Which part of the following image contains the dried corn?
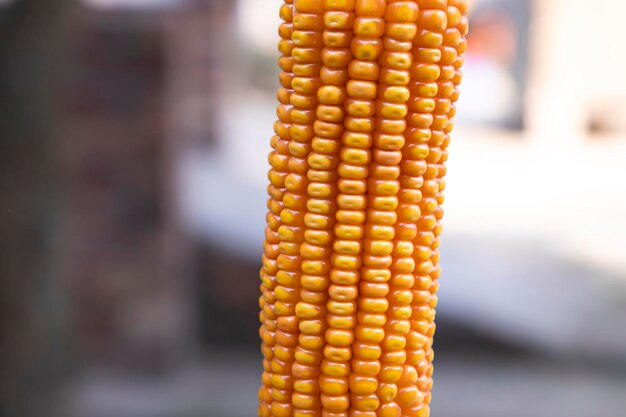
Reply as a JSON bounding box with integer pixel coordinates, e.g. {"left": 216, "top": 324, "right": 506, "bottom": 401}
{"left": 259, "top": 1, "right": 468, "bottom": 416}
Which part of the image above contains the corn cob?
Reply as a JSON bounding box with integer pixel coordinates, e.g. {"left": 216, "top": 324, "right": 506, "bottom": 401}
{"left": 260, "top": 1, "right": 468, "bottom": 416}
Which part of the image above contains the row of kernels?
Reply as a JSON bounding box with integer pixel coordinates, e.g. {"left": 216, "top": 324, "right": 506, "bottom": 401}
{"left": 396, "top": 1, "right": 448, "bottom": 414}
{"left": 426, "top": 1, "right": 468, "bottom": 397}
{"left": 345, "top": 2, "right": 389, "bottom": 416}
{"left": 374, "top": 3, "right": 421, "bottom": 416}
{"left": 289, "top": 2, "right": 348, "bottom": 416}
{"left": 275, "top": 4, "right": 327, "bottom": 417}
{"left": 408, "top": 2, "right": 469, "bottom": 414}
{"left": 259, "top": 2, "right": 296, "bottom": 416}
{"left": 316, "top": 1, "right": 358, "bottom": 415}
{"left": 286, "top": 2, "right": 328, "bottom": 417}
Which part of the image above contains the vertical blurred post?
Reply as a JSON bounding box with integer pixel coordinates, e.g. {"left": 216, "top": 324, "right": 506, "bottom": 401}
{"left": 0, "top": 0, "right": 75, "bottom": 415}
{"left": 163, "top": 0, "right": 237, "bottom": 345}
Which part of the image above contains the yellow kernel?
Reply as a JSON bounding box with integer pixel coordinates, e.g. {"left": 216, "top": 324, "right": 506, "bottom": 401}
{"left": 315, "top": 120, "right": 344, "bottom": 137}
{"left": 307, "top": 198, "right": 331, "bottom": 215}
{"left": 307, "top": 169, "right": 337, "bottom": 183}
{"left": 325, "top": 329, "right": 355, "bottom": 346}
{"left": 369, "top": 179, "right": 399, "bottom": 195}
{"left": 301, "top": 241, "right": 331, "bottom": 258}
{"left": 308, "top": 153, "right": 336, "bottom": 170}
{"left": 359, "top": 282, "right": 389, "bottom": 297}
{"left": 351, "top": 360, "right": 380, "bottom": 378}
{"left": 323, "top": 30, "right": 354, "bottom": 48}
{"left": 383, "top": 334, "right": 407, "bottom": 350}
{"left": 275, "top": 285, "right": 299, "bottom": 302}
{"left": 415, "top": 29, "right": 443, "bottom": 47}
{"left": 346, "top": 98, "right": 375, "bottom": 117}
{"left": 293, "top": 379, "right": 319, "bottom": 395}
{"left": 379, "top": 364, "right": 404, "bottom": 382}
{"left": 363, "top": 239, "right": 394, "bottom": 255}
{"left": 377, "top": 386, "right": 399, "bottom": 404}
{"left": 327, "top": 313, "right": 356, "bottom": 329}
{"left": 374, "top": 133, "right": 405, "bottom": 151}
{"left": 293, "top": 62, "right": 322, "bottom": 77}
{"left": 279, "top": 4, "right": 293, "bottom": 22}
{"left": 381, "top": 86, "right": 410, "bottom": 103}
{"left": 376, "top": 102, "right": 408, "bottom": 119}
{"left": 324, "top": 0, "right": 355, "bottom": 10}
{"left": 353, "top": 342, "right": 382, "bottom": 360}
{"left": 304, "top": 213, "right": 332, "bottom": 229}
{"left": 321, "top": 66, "right": 349, "bottom": 85}
{"left": 320, "top": 394, "right": 350, "bottom": 413}
{"left": 290, "top": 92, "right": 317, "bottom": 109}
{"left": 369, "top": 196, "right": 398, "bottom": 211}
{"left": 355, "top": 0, "right": 386, "bottom": 17}
{"left": 348, "top": 60, "right": 380, "bottom": 81}
{"left": 347, "top": 80, "right": 378, "bottom": 99}
{"left": 317, "top": 105, "right": 344, "bottom": 122}
{"left": 419, "top": 9, "right": 448, "bottom": 32}
{"left": 396, "top": 386, "right": 419, "bottom": 408}
{"left": 330, "top": 269, "right": 359, "bottom": 285}
{"left": 337, "top": 194, "right": 366, "bottom": 209}
{"left": 322, "top": 48, "right": 353, "bottom": 68}
{"left": 384, "top": 1, "right": 419, "bottom": 22}
{"left": 338, "top": 178, "right": 366, "bottom": 194}
{"left": 419, "top": 0, "right": 447, "bottom": 9}
{"left": 333, "top": 239, "right": 361, "bottom": 255}
{"left": 380, "top": 51, "right": 413, "bottom": 69}
{"left": 296, "top": 302, "right": 324, "bottom": 319}
{"left": 351, "top": 393, "right": 380, "bottom": 411}
{"left": 324, "top": 11, "right": 355, "bottom": 29}
{"left": 290, "top": 108, "right": 313, "bottom": 124}
{"left": 349, "top": 374, "right": 378, "bottom": 395}
{"left": 345, "top": 116, "right": 374, "bottom": 132}
{"left": 334, "top": 224, "right": 364, "bottom": 240}
{"left": 413, "top": 63, "right": 441, "bottom": 82}
{"left": 295, "top": 347, "right": 322, "bottom": 365}
{"left": 299, "top": 319, "right": 325, "bottom": 334}
{"left": 340, "top": 147, "right": 370, "bottom": 165}
{"left": 385, "top": 22, "right": 417, "bottom": 40}
{"left": 443, "top": 27, "right": 461, "bottom": 47}
{"left": 292, "top": 47, "right": 322, "bottom": 63}
{"left": 363, "top": 254, "right": 393, "bottom": 269}
{"left": 336, "top": 209, "right": 366, "bottom": 225}
{"left": 351, "top": 37, "right": 383, "bottom": 60}
{"left": 354, "top": 17, "right": 385, "bottom": 37}
{"left": 317, "top": 85, "right": 346, "bottom": 104}
{"left": 301, "top": 274, "right": 330, "bottom": 291}
{"left": 295, "top": 0, "right": 323, "bottom": 13}
{"left": 331, "top": 252, "right": 361, "bottom": 269}
{"left": 327, "top": 300, "right": 357, "bottom": 314}
{"left": 354, "top": 325, "right": 385, "bottom": 343}
{"left": 292, "top": 30, "right": 323, "bottom": 47}
{"left": 318, "top": 360, "right": 348, "bottom": 380}
{"left": 358, "top": 297, "right": 389, "bottom": 313}
{"left": 416, "top": 47, "right": 442, "bottom": 63}
{"left": 320, "top": 375, "right": 349, "bottom": 395}
{"left": 324, "top": 345, "right": 352, "bottom": 362}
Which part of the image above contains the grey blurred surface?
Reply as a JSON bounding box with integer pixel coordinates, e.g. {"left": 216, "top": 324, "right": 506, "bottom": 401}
{"left": 64, "top": 350, "right": 626, "bottom": 417}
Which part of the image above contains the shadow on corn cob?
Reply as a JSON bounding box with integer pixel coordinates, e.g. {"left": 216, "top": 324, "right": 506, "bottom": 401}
{"left": 259, "top": 1, "right": 468, "bottom": 416}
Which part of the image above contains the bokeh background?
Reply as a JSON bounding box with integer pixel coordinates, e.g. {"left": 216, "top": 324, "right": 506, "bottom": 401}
{"left": 1, "top": 0, "right": 626, "bottom": 416}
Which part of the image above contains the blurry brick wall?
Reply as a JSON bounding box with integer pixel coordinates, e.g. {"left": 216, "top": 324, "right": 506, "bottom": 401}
{"left": 57, "top": 0, "right": 238, "bottom": 367}
{"left": 61, "top": 8, "right": 181, "bottom": 368}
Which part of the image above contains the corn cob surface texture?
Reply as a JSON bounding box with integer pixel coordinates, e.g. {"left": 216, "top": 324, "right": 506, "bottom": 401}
{"left": 259, "top": 1, "right": 468, "bottom": 416}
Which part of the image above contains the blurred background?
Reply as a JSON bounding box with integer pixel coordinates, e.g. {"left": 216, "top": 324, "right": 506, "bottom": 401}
{"left": 1, "top": 0, "right": 626, "bottom": 416}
